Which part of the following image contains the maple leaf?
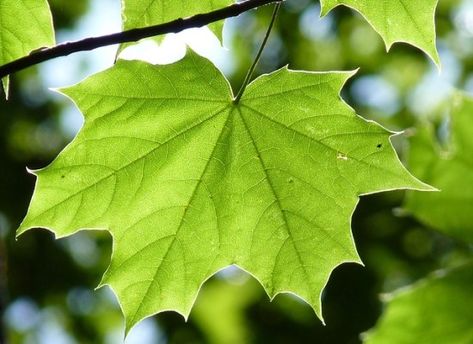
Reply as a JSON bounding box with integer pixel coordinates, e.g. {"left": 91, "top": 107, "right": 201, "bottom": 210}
{"left": 404, "top": 94, "right": 473, "bottom": 244}
{"left": 320, "top": 0, "right": 440, "bottom": 65}
{"left": 0, "top": 0, "right": 55, "bottom": 96}
{"left": 119, "top": 0, "right": 233, "bottom": 53}
{"left": 364, "top": 262, "right": 473, "bottom": 343}
{"left": 18, "top": 53, "right": 431, "bottom": 332}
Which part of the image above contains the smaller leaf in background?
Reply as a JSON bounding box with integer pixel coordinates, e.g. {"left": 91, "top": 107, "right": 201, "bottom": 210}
{"left": 0, "top": 0, "right": 55, "bottom": 97}
{"left": 320, "top": 0, "right": 440, "bottom": 66}
{"left": 404, "top": 93, "right": 473, "bottom": 244}
{"left": 119, "top": 0, "right": 233, "bottom": 53}
{"left": 363, "top": 261, "right": 473, "bottom": 344}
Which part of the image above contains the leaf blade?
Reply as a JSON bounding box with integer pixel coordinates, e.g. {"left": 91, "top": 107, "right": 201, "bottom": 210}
{"left": 18, "top": 54, "right": 431, "bottom": 332}
{"left": 0, "top": 0, "right": 55, "bottom": 96}
{"left": 120, "top": 0, "right": 233, "bottom": 53}
{"left": 320, "top": 0, "right": 440, "bottom": 65}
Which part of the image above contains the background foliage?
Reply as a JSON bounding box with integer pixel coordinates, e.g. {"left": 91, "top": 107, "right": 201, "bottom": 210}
{"left": 0, "top": 0, "right": 472, "bottom": 343}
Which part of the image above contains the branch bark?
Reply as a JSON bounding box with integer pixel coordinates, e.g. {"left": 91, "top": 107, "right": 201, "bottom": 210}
{"left": 0, "top": 0, "right": 282, "bottom": 79}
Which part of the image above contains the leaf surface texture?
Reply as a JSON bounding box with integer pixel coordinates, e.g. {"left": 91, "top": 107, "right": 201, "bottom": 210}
{"left": 19, "top": 54, "right": 430, "bottom": 331}
{"left": 0, "top": 0, "right": 55, "bottom": 94}
{"left": 121, "top": 0, "right": 232, "bottom": 50}
{"left": 320, "top": 0, "right": 439, "bottom": 64}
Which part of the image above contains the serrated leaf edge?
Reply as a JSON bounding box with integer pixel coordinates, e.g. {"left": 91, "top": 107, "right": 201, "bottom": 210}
{"left": 319, "top": 1, "right": 441, "bottom": 68}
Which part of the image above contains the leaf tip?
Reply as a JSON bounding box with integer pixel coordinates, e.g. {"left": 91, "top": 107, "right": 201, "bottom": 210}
{"left": 318, "top": 0, "right": 332, "bottom": 17}
{"left": 343, "top": 68, "right": 360, "bottom": 84}
{"left": 385, "top": 40, "right": 441, "bottom": 71}
{"left": 124, "top": 319, "right": 137, "bottom": 337}
{"left": 15, "top": 226, "right": 29, "bottom": 240}
{"left": 408, "top": 178, "right": 438, "bottom": 192}
{"left": 2, "top": 77, "right": 10, "bottom": 100}
{"left": 432, "top": 54, "right": 442, "bottom": 72}
{"left": 48, "top": 87, "right": 61, "bottom": 94}
{"left": 25, "top": 166, "right": 40, "bottom": 176}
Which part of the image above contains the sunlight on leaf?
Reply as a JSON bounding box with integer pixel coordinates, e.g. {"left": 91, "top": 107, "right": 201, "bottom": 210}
{"left": 0, "top": 0, "right": 55, "bottom": 97}
{"left": 18, "top": 53, "right": 432, "bottom": 332}
{"left": 320, "top": 0, "right": 440, "bottom": 65}
{"left": 120, "top": 0, "right": 233, "bottom": 53}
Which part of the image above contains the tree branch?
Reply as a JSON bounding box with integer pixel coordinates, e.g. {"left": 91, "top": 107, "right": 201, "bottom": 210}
{"left": 0, "top": 0, "right": 283, "bottom": 79}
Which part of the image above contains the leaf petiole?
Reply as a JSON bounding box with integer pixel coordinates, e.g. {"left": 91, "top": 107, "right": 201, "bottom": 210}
{"left": 233, "top": 2, "right": 281, "bottom": 104}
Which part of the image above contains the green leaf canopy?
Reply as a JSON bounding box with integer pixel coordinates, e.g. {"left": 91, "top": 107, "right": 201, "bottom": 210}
{"left": 404, "top": 94, "right": 473, "bottom": 244}
{"left": 0, "top": 0, "right": 55, "bottom": 94}
{"left": 18, "top": 53, "right": 430, "bottom": 331}
{"left": 364, "top": 262, "right": 473, "bottom": 344}
{"left": 320, "top": 0, "right": 440, "bottom": 65}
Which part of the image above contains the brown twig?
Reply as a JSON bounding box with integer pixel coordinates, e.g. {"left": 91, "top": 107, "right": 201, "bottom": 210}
{"left": 0, "top": 0, "right": 283, "bottom": 79}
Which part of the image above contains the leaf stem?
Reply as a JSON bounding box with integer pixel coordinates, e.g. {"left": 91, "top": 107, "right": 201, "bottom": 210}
{"left": 233, "top": 2, "right": 281, "bottom": 104}
{"left": 0, "top": 0, "right": 282, "bottom": 80}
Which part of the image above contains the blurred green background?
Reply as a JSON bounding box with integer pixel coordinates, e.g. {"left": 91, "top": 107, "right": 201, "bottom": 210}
{"left": 0, "top": 0, "right": 472, "bottom": 343}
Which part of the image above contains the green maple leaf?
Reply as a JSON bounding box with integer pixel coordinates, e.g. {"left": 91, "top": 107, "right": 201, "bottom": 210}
{"left": 364, "top": 262, "right": 473, "bottom": 343}
{"left": 18, "top": 53, "right": 431, "bottom": 332}
{"left": 0, "top": 0, "right": 55, "bottom": 96}
{"left": 404, "top": 94, "right": 473, "bottom": 244}
{"left": 120, "top": 0, "right": 232, "bottom": 52}
{"left": 320, "top": 0, "right": 440, "bottom": 65}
